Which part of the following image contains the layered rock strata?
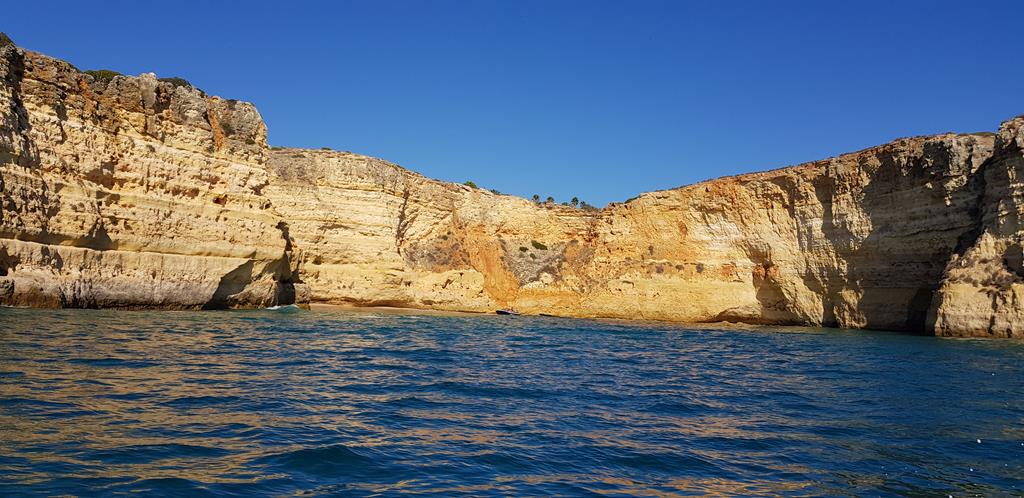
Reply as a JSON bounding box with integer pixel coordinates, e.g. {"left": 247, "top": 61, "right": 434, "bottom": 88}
{"left": 929, "top": 118, "right": 1024, "bottom": 337}
{"left": 1, "top": 37, "right": 1021, "bottom": 337}
{"left": 0, "top": 38, "right": 303, "bottom": 309}
{"left": 265, "top": 131, "right": 1008, "bottom": 337}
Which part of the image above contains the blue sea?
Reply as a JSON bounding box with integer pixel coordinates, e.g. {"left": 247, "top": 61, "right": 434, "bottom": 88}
{"left": 0, "top": 307, "right": 1021, "bottom": 496}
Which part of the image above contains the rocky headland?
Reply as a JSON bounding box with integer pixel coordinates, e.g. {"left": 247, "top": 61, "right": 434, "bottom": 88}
{"left": 1, "top": 36, "right": 1021, "bottom": 337}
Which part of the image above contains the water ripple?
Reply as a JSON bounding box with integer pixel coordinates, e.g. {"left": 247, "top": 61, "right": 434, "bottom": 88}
{"left": 0, "top": 307, "right": 1022, "bottom": 496}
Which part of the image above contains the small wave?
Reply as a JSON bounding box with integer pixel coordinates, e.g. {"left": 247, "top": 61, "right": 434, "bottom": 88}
{"left": 382, "top": 395, "right": 448, "bottom": 409}
{"left": 427, "top": 380, "right": 557, "bottom": 400}
{"left": 159, "top": 395, "right": 241, "bottom": 409}
{"left": 612, "top": 449, "right": 730, "bottom": 476}
{"left": 645, "top": 400, "right": 714, "bottom": 416}
{"left": 104, "top": 477, "right": 212, "bottom": 495}
{"left": 470, "top": 451, "right": 537, "bottom": 473}
{"left": 67, "top": 358, "right": 158, "bottom": 369}
{"left": 255, "top": 444, "right": 387, "bottom": 478}
{"left": 264, "top": 304, "right": 302, "bottom": 313}
{"left": 86, "top": 443, "right": 232, "bottom": 465}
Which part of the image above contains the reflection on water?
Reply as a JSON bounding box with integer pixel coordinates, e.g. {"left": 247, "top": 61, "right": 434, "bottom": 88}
{"left": 0, "top": 307, "right": 1022, "bottom": 496}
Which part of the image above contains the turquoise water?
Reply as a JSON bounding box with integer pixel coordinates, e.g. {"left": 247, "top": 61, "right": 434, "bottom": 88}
{"left": 0, "top": 307, "right": 1022, "bottom": 496}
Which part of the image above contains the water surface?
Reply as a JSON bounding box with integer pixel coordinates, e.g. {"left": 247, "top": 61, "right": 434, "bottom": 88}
{"left": 1, "top": 307, "right": 1022, "bottom": 496}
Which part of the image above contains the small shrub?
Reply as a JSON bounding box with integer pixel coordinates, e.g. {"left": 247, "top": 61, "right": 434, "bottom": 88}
{"left": 270, "top": 146, "right": 285, "bottom": 151}
{"left": 320, "top": 147, "right": 332, "bottom": 151}
{"left": 531, "top": 240, "right": 547, "bottom": 250}
{"left": 519, "top": 246, "right": 528, "bottom": 252}
{"left": 158, "top": 77, "right": 192, "bottom": 89}
{"left": 463, "top": 181, "right": 478, "bottom": 188}
{"left": 490, "top": 189, "right": 500, "bottom": 194}
{"left": 85, "top": 69, "right": 121, "bottom": 84}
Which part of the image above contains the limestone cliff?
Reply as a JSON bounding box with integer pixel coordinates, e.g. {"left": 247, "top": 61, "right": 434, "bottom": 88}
{"left": 1, "top": 38, "right": 1021, "bottom": 337}
{"left": 0, "top": 38, "right": 302, "bottom": 309}
{"left": 929, "top": 118, "right": 1024, "bottom": 337}
{"left": 265, "top": 132, "right": 1003, "bottom": 336}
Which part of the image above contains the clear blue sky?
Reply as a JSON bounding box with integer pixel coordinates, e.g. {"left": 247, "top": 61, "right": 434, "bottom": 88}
{"left": 6, "top": 1, "right": 1023, "bottom": 205}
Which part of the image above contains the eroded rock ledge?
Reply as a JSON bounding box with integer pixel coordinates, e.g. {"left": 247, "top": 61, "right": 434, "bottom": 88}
{"left": 1, "top": 37, "right": 1021, "bottom": 337}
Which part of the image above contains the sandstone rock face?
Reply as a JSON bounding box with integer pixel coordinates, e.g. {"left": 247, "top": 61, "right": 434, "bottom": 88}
{"left": 929, "top": 117, "right": 1024, "bottom": 337}
{"left": 265, "top": 148, "right": 596, "bottom": 312}
{"left": 265, "top": 134, "right": 999, "bottom": 336}
{"left": 0, "top": 43, "right": 302, "bottom": 309}
{"left": 0, "top": 39, "right": 1020, "bottom": 337}
{"left": 599, "top": 135, "right": 995, "bottom": 332}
